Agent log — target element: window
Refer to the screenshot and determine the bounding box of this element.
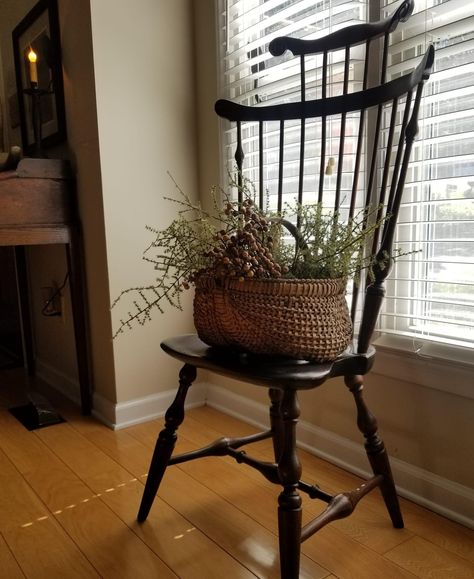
[380,0,474,351]
[218,0,474,354]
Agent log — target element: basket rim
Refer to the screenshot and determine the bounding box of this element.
[195,274,347,296]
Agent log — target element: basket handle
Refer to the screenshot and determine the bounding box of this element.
[279,218,306,249]
[269,218,309,263]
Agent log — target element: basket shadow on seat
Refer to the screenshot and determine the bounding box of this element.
[137,2,434,577]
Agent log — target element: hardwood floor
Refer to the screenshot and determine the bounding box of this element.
[0,369,473,578]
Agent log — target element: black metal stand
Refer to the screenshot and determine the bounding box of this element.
[23,86,50,158]
[9,392,65,431]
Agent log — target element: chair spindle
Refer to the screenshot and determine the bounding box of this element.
[371,97,399,256]
[318,51,328,203]
[298,55,306,225]
[278,119,284,213]
[349,39,371,219]
[386,90,413,218]
[380,32,389,84]
[335,45,351,209]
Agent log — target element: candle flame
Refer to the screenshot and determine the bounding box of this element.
[28,48,37,63]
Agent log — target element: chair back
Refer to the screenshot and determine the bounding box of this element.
[215,0,434,354]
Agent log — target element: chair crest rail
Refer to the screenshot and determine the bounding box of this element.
[269,0,414,56]
[215,44,434,123]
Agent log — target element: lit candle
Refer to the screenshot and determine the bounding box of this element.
[28,48,38,86]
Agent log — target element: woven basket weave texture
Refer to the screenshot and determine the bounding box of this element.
[194,276,352,362]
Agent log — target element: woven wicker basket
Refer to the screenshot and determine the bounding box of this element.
[193,275,352,362]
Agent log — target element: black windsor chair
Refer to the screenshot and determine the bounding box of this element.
[138,2,434,577]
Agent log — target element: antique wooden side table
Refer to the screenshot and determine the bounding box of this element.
[0,159,92,414]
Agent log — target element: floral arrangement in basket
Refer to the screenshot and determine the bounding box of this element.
[113,176,403,361]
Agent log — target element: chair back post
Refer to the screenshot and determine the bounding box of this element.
[297,54,306,226]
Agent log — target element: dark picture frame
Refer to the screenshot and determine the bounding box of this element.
[12,0,66,154]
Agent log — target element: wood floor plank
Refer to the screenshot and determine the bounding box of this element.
[98,478,257,579]
[0,411,175,578]
[0,411,92,511]
[36,422,137,491]
[32,423,179,579]
[53,498,177,579]
[0,447,99,578]
[66,415,329,579]
[145,459,327,579]
[60,402,263,578]
[397,501,474,565]
[385,536,474,578]
[0,532,26,578]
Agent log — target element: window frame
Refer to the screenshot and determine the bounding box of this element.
[376,0,474,363]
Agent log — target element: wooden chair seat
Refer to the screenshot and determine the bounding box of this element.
[161,334,375,390]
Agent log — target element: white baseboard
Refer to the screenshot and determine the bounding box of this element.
[92,382,208,430]
[206,385,474,529]
[35,357,208,430]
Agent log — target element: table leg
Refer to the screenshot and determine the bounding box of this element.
[66,226,93,415]
[13,246,35,375]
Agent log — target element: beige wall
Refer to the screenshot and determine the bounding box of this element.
[89,0,198,403]
[193,0,221,203]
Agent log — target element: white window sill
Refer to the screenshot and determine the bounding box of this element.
[371,335,474,400]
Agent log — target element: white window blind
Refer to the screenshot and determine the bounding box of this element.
[220,0,367,103]
[380,0,474,349]
[218,0,368,211]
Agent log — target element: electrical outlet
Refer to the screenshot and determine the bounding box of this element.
[41,284,61,317]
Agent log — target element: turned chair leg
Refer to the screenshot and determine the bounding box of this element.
[277,389,302,579]
[345,375,404,528]
[137,364,197,522]
[269,388,284,463]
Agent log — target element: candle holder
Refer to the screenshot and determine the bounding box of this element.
[23,85,52,158]
[12,0,67,156]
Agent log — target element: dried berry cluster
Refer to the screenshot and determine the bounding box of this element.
[186,199,288,285]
